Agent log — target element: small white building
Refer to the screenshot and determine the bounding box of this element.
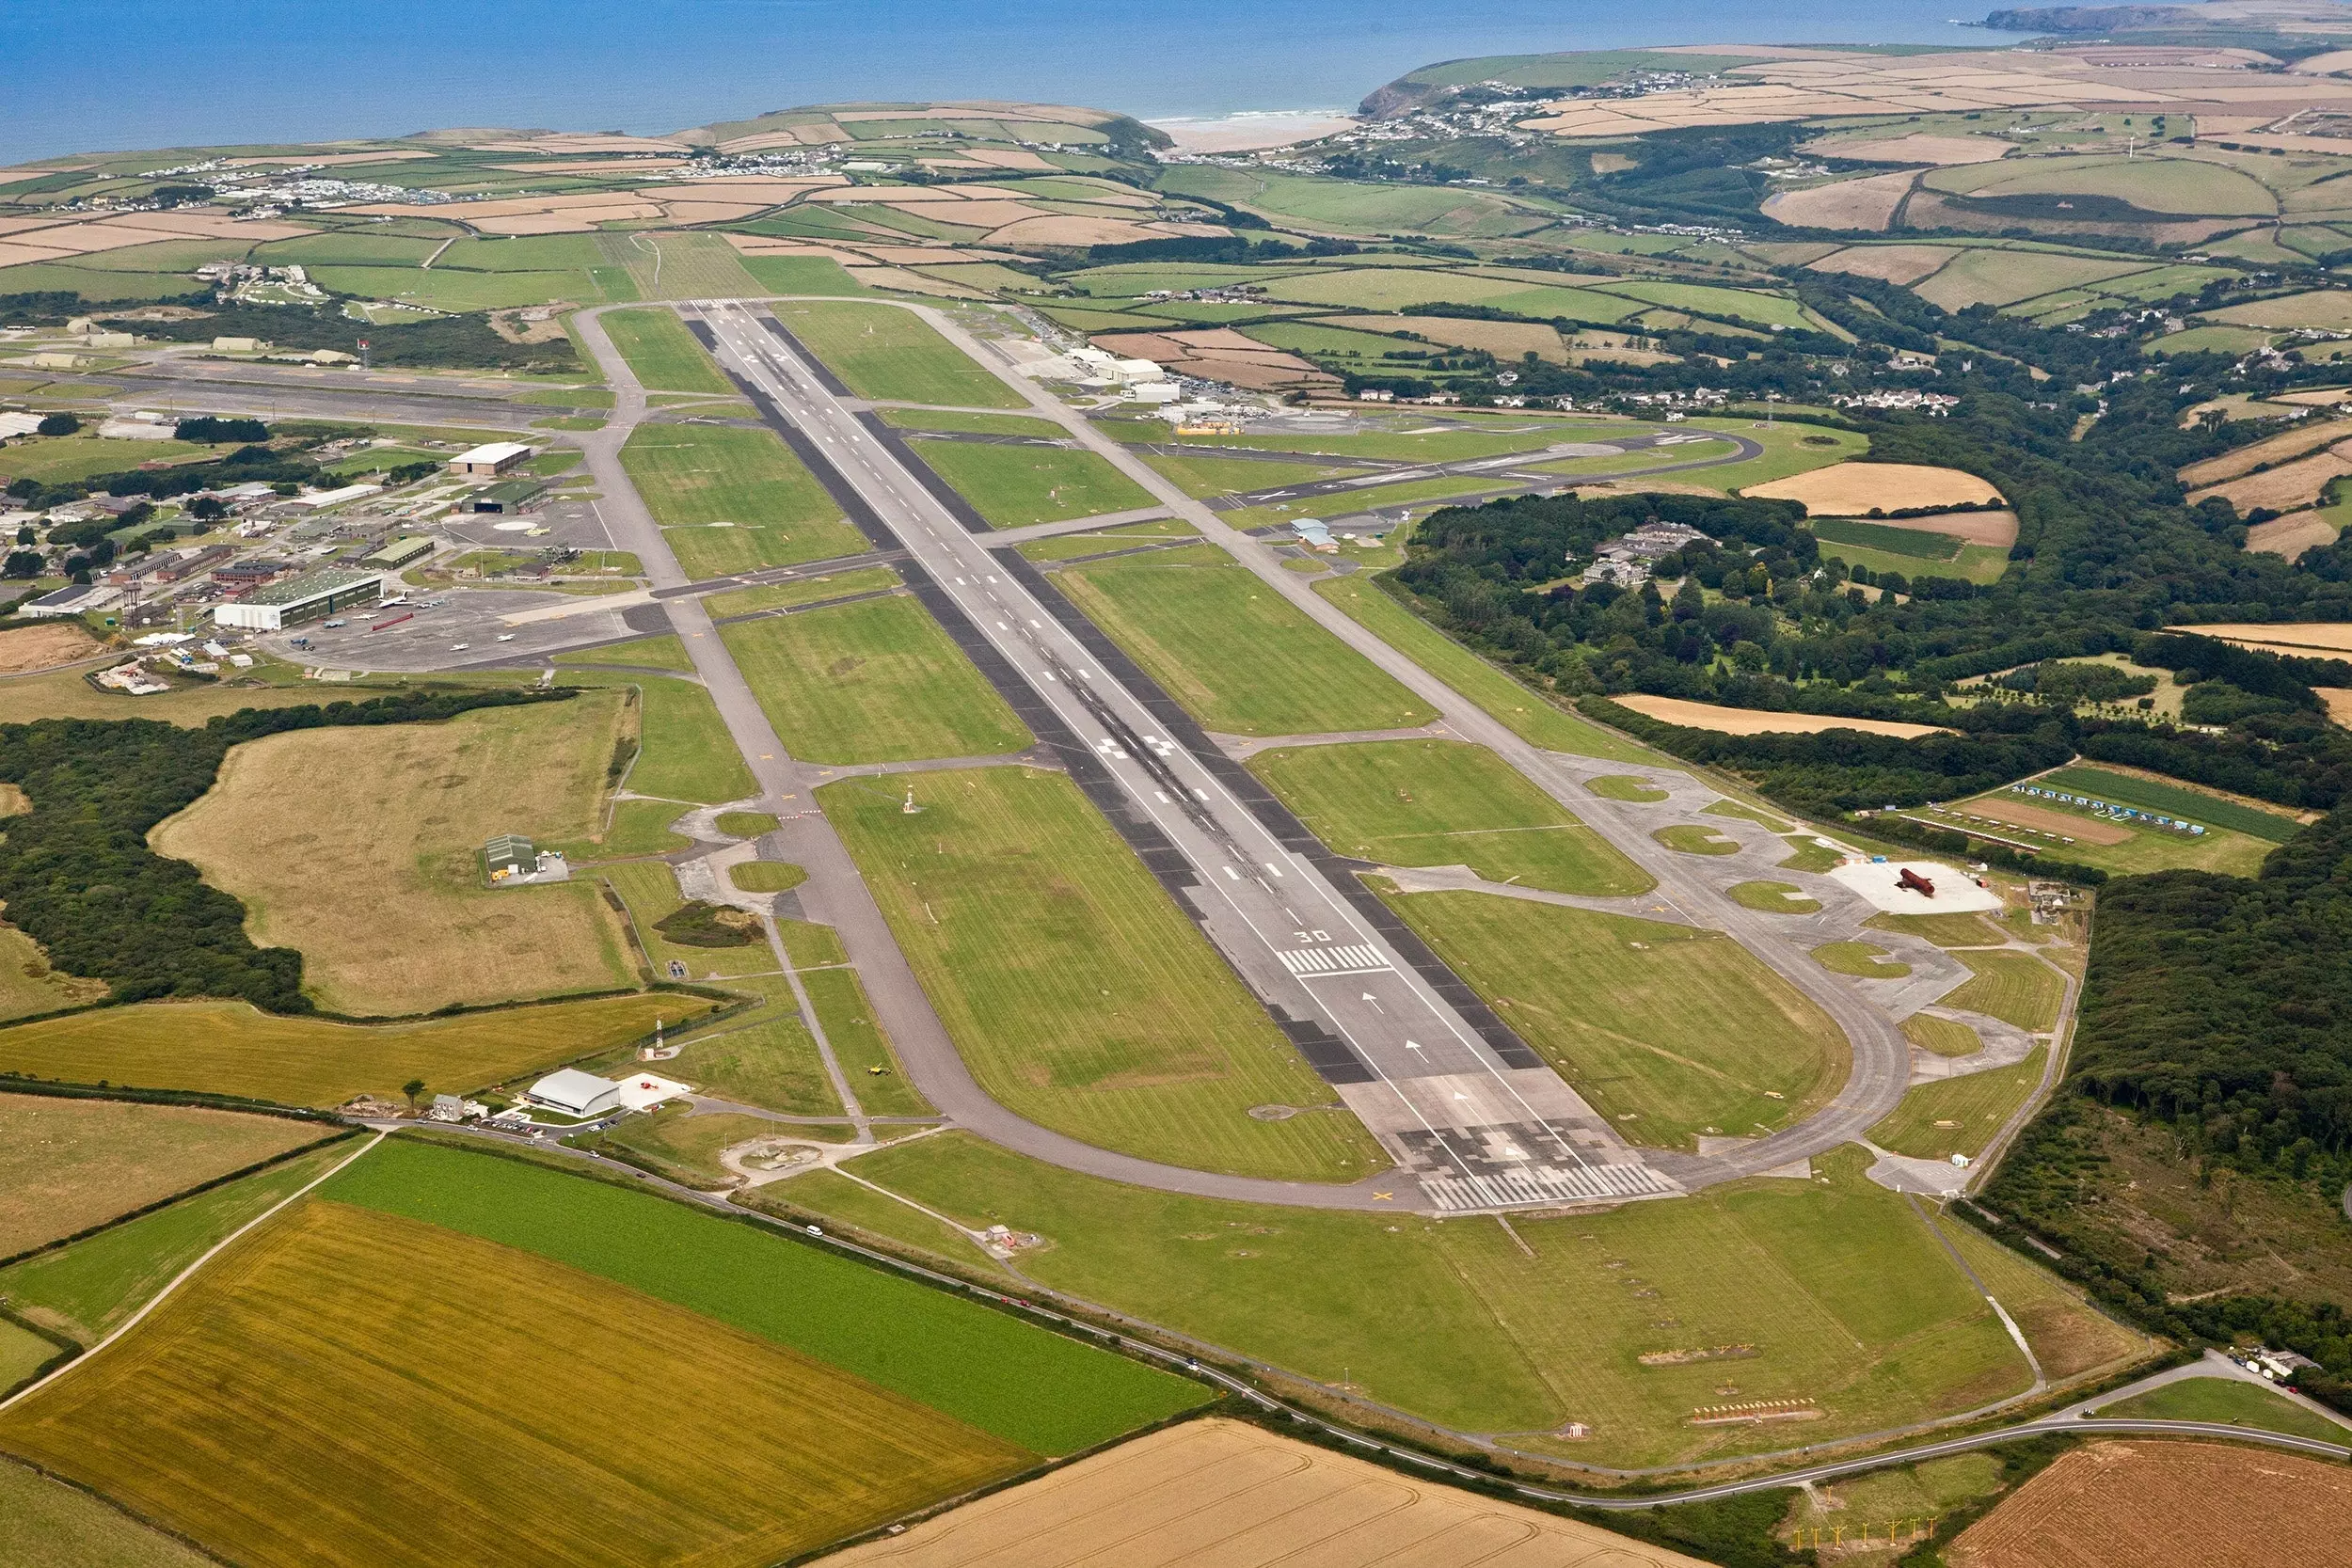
[447,440,532,477]
[524,1069,624,1117]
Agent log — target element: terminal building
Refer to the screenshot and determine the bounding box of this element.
[212,566,389,631]
[447,440,532,477]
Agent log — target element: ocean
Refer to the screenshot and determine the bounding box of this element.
[1,0,2032,164]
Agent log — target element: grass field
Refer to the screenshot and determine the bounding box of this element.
[0,994,692,1108]
[601,307,734,395]
[2096,1376,2352,1444]
[1941,794,2275,877]
[601,860,780,983]
[1312,578,1649,759]
[152,695,638,1015]
[1943,951,2065,1032]
[1729,879,1822,914]
[881,408,1068,437]
[0,1455,219,1568]
[1142,451,1367,498]
[576,1105,803,1187]
[674,978,839,1117]
[720,595,1032,764]
[2034,765,2305,843]
[803,966,931,1117]
[1867,911,2005,947]
[1250,739,1650,895]
[553,633,694,672]
[772,301,1024,407]
[1813,941,1912,978]
[0,1140,357,1344]
[617,424,866,574]
[1905,1013,1984,1058]
[0,1198,1033,1568]
[1016,518,1200,562]
[1389,893,1848,1149]
[1869,1047,2047,1160]
[561,673,757,806]
[0,1094,323,1257]
[909,440,1154,528]
[819,767,1383,1180]
[0,925,107,1022]
[1056,557,1434,736]
[1587,774,1671,800]
[1653,824,1742,856]
[1781,835,1845,872]
[323,1137,1205,1451]
[791,1132,2038,1466]
[705,563,900,618]
[0,435,212,483]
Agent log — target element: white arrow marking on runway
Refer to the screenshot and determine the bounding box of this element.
[1362,993,1383,1014]
[1406,1039,1426,1055]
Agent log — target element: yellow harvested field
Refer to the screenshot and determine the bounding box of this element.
[2206,290,2352,332]
[1743,461,2004,514]
[1807,245,1960,286]
[0,994,693,1107]
[1873,509,2019,546]
[0,1093,323,1256]
[0,1200,1027,1568]
[2323,688,2352,726]
[1615,693,1950,738]
[2185,442,2352,513]
[2188,622,2352,656]
[2247,513,2341,561]
[0,623,101,675]
[0,208,309,262]
[831,1417,1712,1568]
[1949,1441,2352,1568]
[1802,132,2011,165]
[1760,168,1919,231]
[1384,315,1568,362]
[2178,420,2352,485]
[150,696,637,1016]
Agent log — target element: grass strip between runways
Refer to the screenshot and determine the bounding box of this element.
[320,1136,1205,1453]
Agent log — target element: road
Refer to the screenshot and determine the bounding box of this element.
[686,297,1673,1214]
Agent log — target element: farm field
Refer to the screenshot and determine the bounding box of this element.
[2032,764,2306,843]
[819,766,1383,1181]
[0,993,691,1108]
[1950,1441,2352,1568]
[2205,289,2352,332]
[2177,420,2352,486]
[1387,892,1847,1149]
[0,1199,1031,1568]
[1249,739,1651,895]
[1868,1047,2047,1160]
[1054,555,1436,736]
[323,1137,1204,1450]
[908,438,1154,527]
[600,306,734,395]
[829,1418,1716,1568]
[2095,1376,2352,1444]
[0,1457,219,1568]
[1743,461,2001,514]
[771,300,1024,406]
[0,622,101,674]
[0,1140,358,1346]
[1942,951,2065,1033]
[0,925,106,1022]
[719,594,1033,764]
[1944,792,2275,877]
[1314,577,1652,759]
[1256,266,1641,321]
[1905,246,2156,312]
[2185,439,2352,514]
[1611,693,1951,739]
[151,694,638,1015]
[0,1094,325,1256]
[795,1133,2041,1466]
[617,423,866,575]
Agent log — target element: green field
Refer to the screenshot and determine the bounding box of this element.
[1015,518,1200,562]
[1587,774,1671,800]
[1729,879,1822,913]
[1155,167,1548,239]
[1259,267,1637,319]
[1813,941,1912,979]
[1942,951,2065,1032]
[791,1132,2035,1466]
[1312,577,1650,760]
[576,1105,809,1186]
[0,1456,218,1568]
[1390,893,1849,1149]
[1810,516,1966,562]
[1869,1048,2046,1160]
[600,307,735,395]
[601,860,780,983]
[672,979,837,1117]
[1653,824,1741,856]
[1250,739,1650,895]
[705,564,901,618]
[2033,765,2305,843]
[910,439,1155,527]
[881,408,1067,437]
[771,301,1023,407]
[1927,153,2276,218]
[0,994,695,1108]
[0,1140,358,1345]
[560,673,756,805]
[322,1137,1203,1451]
[617,424,865,574]
[1591,279,1814,331]
[0,435,211,483]
[0,1196,1037,1568]
[1056,556,1435,736]
[803,967,930,1118]
[2096,1375,2352,1444]
[1143,451,1366,498]
[719,594,1032,764]
[1867,911,2007,947]
[1781,835,1845,873]
[819,767,1382,1180]
[553,632,695,672]
[1905,1014,1984,1058]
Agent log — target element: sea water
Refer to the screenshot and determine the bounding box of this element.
[2,0,2034,163]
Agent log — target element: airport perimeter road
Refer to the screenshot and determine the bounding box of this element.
[749,295,1919,1193]
[691,297,1674,1214]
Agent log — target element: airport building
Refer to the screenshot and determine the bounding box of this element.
[447,440,532,477]
[212,566,390,631]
